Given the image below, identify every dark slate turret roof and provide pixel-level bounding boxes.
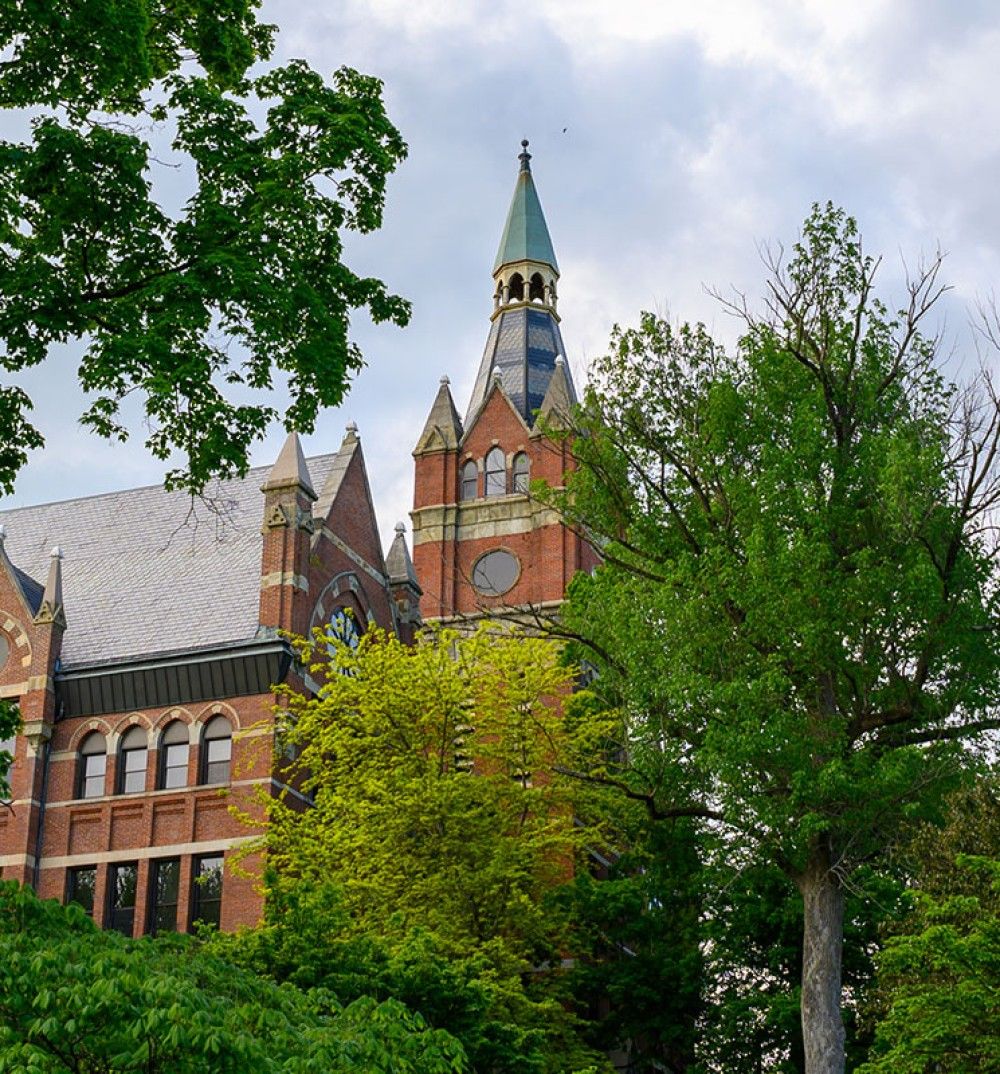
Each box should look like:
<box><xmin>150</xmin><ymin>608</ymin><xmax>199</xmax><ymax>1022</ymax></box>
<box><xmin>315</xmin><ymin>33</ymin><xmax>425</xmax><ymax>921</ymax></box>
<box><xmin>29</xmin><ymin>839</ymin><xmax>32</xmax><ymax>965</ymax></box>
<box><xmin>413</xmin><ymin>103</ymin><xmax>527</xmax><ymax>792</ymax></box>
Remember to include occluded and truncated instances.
<box><xmin>493</xmin><ymin>142</ymin><xmax>558</xmax><ymax>273</ymax></box>
<box><xmin>0</xmin><ymin>455</ymin><xmax>342</xmax><ymax>670</ymax></box>
<box><xmin>465</xmin><ymin>306</ymin><xmax>576</xmax><ymax>427</ymax></box>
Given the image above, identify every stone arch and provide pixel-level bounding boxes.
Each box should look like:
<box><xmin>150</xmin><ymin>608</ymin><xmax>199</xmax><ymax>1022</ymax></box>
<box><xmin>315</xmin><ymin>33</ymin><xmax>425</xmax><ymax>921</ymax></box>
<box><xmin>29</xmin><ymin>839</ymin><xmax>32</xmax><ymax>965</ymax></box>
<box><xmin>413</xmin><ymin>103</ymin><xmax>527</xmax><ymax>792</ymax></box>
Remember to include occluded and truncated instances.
<box><xmin>508</xmin><ymin>272</ymin><xmax>524</xmax><ymax>301</ymax></box>
<box><xmin>0</xmin><ymin>612</ymin><xmax>32</xmax><ymax>670</ymax></box>
<box><xmin>67</xmin><ymin>717</ymin><xmax>113</xmax><ymax>752</ymax></box>
<box><xmin>528</xmin><ymin>272</ymin><xmax>544</xmax><ymax>301</ymax></box>
<box><xmin>108</xmin><ymin>711</ymin><xmax>152</xmax><ymax>749</ymax></box>
<box><xmin>193</xmin><ymin>700</ymin><xmax>241</xmax><ymax>732</ymax></box>
<box><xmin>150</xmin><ymin>706</ymin><xmax>195</xmax><ymax>732</ymax></box>
<box><xmin>310</xmin><ymin>572</ymin><xmax>374</xmax><ymax>636</ymax></box>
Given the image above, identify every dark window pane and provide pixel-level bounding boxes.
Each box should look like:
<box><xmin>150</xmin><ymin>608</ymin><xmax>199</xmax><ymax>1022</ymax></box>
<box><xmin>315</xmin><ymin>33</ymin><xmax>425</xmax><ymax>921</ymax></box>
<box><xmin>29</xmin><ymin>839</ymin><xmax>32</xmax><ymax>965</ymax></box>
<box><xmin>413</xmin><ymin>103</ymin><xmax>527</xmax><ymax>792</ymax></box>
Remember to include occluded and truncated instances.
<box><xmin>484</xmin><ymin>448</ymin><xmax>506</xmax><ymax>497</ymax></box>
<box><xmin>67</xmin><ymin>866</ymin><xmax>96</xmax><ymax>915</ymax></box>
<box><xmin>204</xmin><ymin>737</ymin><xmax>231</xmax><ymax>785</ymax></box>
<box><xmin>108</xmin><ymin>863</ymin><xmax>138</xmax><ymax>936</ymax></box>
<box><xmin>81</xmin><ymin>753</ymin><xmax>106</xmax><ymax>799</ymax></box>
<box><xmin>120</xmin><ymin>747</ymin><xmax>147</xmax><ymax>794</ymax></box>
<box><xmin>150</xmin><ymin>859</ymin><xmax>180</xmax><ymax>934</ymax></box>
<box><xmin>512</xmin><ymin>453</ymin><xmax>530</xmax><ymax>493</ymax></box>
<box><xmin>192</xmin><ymin>855</ymin><xmax>223</xmax><ymax>929</ymax></box>
<box><xmin>161</xmin><ymin>742</ymin><xmax>189</xmax><ymax>789</ymax></box>
<box><xmin>460</xmin><ymin>461</ymin><xmax>477</xmax><ymax>500</ymax></box>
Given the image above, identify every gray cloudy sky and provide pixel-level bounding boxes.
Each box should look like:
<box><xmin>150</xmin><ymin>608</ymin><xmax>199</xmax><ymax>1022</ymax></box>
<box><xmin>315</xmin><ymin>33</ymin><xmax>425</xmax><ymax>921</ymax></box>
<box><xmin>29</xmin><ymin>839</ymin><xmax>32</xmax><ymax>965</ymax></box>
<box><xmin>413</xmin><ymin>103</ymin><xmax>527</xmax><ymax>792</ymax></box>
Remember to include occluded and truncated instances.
<box><xmin>7</xmin><ymin>0</ymin><xmax>1000</xmax><ymax>553</ymax></box>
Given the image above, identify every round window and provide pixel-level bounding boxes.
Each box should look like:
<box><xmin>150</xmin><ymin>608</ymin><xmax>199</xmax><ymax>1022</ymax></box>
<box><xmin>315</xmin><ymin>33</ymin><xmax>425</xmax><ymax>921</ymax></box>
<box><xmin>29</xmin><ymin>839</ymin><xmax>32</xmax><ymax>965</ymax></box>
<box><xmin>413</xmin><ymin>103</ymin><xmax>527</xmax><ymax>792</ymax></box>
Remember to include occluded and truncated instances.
<box><xmin>327</xmin><ymin>607</ymin><xmax>363</xmax><ymax>650</ymax></box>
<box><xmin>471</xmin><ymin>550</ymin><xmax>520</xmax><ymax>596</ymax></box>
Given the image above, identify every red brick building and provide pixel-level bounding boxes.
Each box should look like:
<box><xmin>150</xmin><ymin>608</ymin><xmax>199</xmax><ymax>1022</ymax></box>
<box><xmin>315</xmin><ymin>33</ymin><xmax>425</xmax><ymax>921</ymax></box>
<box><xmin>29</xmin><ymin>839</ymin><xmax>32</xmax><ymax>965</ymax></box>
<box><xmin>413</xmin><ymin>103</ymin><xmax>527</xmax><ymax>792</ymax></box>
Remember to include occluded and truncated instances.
<box><xmin>0</xmin><ymin>426</ymin><xmax>421</xmax><ymax>933</ymax></box>
<box><xmin>0</xmin><ymin>142</ymin><xmax>589</xmax><ymax>935</ymax></box>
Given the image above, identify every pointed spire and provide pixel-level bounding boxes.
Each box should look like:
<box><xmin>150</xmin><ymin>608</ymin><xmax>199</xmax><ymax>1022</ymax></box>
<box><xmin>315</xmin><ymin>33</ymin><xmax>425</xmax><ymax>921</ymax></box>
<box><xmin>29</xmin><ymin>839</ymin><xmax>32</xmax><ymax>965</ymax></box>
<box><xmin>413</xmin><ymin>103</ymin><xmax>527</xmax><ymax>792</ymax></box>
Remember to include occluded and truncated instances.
<box><xmin>33</xmin><ymin>546</ymin><xmax>66</xmax><ymax>628</ymax></box>
<box><xmin>533</xmin><ymin>354</ymin><xmax>578</xmax><ymax>429</ymax></box>
<box><xmin>386</xmin><ymin>521</ymin><xmax>421</xmax><ymax>591</ymax></box>
<box><xmin>414</xmin><ymin>375</ymin><xmax>464</xmax><ymax>454</ymax></box>
<box><xmin>494</xmin><ymin>140</ymin><xmax>558</xmax><ymax>273</ymax></box>
<box><xmin>262</xmin><ymin>432</ymin><xmax>316</xmax><ymax>500</ymax></box>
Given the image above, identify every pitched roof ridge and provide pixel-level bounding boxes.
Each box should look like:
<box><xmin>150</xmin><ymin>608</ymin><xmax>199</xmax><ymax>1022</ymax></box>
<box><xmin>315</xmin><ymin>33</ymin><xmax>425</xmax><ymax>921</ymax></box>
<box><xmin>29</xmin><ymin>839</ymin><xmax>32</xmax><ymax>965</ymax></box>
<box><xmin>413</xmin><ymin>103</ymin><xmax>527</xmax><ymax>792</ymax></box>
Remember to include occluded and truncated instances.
<box><xmin>0</xmin><ymin>452</ymin><xmax>340</xmax><ymax>515</ymax></box>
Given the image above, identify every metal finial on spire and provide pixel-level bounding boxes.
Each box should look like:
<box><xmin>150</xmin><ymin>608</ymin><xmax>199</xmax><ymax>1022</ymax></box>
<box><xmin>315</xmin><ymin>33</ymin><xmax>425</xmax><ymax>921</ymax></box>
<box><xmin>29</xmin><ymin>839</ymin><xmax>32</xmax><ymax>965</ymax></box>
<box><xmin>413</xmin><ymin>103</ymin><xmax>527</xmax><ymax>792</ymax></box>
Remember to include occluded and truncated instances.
<box><xmin>518</xmin><ymin>139</ymin><xmax>531</xmax><ymax>172</ymax></box>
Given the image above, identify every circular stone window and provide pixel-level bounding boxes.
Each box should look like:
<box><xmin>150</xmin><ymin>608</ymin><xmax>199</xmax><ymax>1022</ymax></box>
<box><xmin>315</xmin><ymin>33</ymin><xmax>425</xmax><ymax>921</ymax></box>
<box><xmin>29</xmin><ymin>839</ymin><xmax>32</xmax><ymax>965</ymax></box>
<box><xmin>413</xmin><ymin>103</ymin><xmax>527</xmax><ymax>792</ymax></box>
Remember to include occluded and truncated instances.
<box><xmin>472</xmin><ymin>549</ymin><xmax>520</xmax><ymax>596</ymax></box>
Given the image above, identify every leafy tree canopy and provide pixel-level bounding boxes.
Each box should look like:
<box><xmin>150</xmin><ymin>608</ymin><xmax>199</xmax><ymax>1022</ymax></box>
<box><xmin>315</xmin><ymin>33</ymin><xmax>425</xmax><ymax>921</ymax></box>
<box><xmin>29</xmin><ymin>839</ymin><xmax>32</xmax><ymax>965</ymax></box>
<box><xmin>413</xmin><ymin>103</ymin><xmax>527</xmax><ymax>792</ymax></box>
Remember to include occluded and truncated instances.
<box><xmin>0</xmin><ymin>1</ymin><xmax>409</xmax><ymax>495</ymax></box>
<box><xmin>0</xmin><ymin>880</ymin><xmax>465</xmax><ymax>1073</ymax></box>
<box><xmin>236</xmin><ymin>625</ymin><xmax>607</xmax><ymax>1074</ymax></box>
<box><xmin>549</xmin><ymin>204</ymin><xmax>1000</xmax><ymax>1073</ymax></box>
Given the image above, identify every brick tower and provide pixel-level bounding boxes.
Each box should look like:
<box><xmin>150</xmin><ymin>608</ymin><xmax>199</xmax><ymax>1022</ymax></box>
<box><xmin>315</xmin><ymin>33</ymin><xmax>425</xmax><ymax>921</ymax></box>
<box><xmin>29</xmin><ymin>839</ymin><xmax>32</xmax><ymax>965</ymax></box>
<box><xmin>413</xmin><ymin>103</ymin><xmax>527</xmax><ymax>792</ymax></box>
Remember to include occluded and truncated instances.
<box><xmin>411</xmin><ymin>142</ymin><xmax>596</xmax><ymax>623</ymax></box>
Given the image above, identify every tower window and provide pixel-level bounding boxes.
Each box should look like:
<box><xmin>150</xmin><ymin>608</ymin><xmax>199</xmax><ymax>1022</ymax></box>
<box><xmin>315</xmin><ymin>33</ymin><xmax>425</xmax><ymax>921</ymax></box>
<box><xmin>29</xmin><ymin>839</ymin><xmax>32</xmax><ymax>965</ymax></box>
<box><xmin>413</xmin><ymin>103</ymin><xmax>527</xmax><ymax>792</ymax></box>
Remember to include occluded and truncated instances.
<box><xmin>512</xmin><ymin>452</ymin><xmax>530</xmax><ymax>493</ymax></box>
<box><xmin>117</xmin><ymin>725</ymin><xmax>148</xmax><ymax>794</ymax></box>
<box><xmin>158</xmin><ymin>720</ymin><xmax>189</xmax><ymax>790</ymax></box>
<box><xmin>508</xmin><ymin>273</ymin><xmax>524</xmax><ymax>301</ymax></box>
<box><xmin>529</xmin><ymin>273</ymin><xmax>544</xmax><ymax>301</ymax></box>
<box><xmin>77</xmin><ymin>732</ymin><xmax>107</xmax><ymax>799</ymax></box>
<box><xmin>484</xmin><ymin>447</ymin><xmax>506</xmax><ymax>497</ymax></box>
<box><xmin>460</xmin><ymin>460</ymin><xmax>478</xmax><ymax>500</ymax></box>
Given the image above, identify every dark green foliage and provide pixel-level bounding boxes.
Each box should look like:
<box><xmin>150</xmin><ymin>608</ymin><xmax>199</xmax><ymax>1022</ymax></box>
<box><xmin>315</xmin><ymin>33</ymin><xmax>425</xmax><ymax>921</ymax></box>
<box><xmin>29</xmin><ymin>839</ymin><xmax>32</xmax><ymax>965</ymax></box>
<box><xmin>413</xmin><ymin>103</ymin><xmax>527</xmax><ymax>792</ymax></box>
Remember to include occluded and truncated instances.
<box><xmin>561</xmin><ymin>819</ymin><xmax>703</xmax><ymax>1074</ymax></box>
<box><xmin>0</xmin><ymin>2</ymin><xmax>409</xmax><ymax>494</ymax></box>
<box><xmin>0</xmin><ymin>880</ymin><xmax>465</xmax><ymax>1073</ymax></box>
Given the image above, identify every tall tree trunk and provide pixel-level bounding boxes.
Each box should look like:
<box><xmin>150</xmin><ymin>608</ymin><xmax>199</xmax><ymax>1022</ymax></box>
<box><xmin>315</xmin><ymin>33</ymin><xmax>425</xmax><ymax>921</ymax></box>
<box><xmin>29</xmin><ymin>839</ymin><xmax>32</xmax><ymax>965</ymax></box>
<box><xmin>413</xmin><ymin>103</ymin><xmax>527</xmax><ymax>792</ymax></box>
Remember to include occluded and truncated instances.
<box><xmin>797</xmin><ymin>844</ymin><xmax>845</xmax><ymax>1074</ymax></box>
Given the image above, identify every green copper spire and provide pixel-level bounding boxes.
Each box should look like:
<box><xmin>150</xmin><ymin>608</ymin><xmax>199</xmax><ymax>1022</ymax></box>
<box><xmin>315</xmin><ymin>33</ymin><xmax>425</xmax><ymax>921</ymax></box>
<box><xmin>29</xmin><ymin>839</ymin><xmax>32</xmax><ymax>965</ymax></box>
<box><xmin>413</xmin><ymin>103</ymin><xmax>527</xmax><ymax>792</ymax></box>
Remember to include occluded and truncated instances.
<box><xmin>492</xmin><ymin>140</ymin><xmax>558</xmax><ymax>273</ymax></box>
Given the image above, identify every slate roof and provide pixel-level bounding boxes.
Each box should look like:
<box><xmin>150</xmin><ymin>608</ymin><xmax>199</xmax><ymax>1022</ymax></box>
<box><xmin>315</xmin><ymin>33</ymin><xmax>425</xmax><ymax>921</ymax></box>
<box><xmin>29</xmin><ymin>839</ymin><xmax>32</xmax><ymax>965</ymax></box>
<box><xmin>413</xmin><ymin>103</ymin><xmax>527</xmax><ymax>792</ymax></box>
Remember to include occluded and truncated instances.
<box><xmin>0</xmin><ymin>455</ymin><xmax>341</xmax><ymax>671</ymax></box>
<box><xmin>465</xmin><ymin>305</ymin><xmax>576</xmax><ymax>427</ymax></box>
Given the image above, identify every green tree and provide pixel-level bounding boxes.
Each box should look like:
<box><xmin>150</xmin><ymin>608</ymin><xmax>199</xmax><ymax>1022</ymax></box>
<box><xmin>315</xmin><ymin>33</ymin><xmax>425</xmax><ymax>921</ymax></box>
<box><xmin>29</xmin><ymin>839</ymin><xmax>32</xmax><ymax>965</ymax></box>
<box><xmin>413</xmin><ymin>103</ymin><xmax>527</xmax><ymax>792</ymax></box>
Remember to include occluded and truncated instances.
<box><xmin>0</xmin><ymin>880</ymin><xmax>465</xmax><ymax>1073</ymax></box>
<box><xmin>243</xmin><ymin>624</ymin><xmax>607</xmax><ymax>1074</ymax></box>
<box><xmin>0</xmin><ymin>1</ymin><xmax>409</xmax><ymax>495</ymax></box>
<box><xmin>858</xmin><ymin>776</ymin><xmax>1000</xmax><ymax>1073</ymax></box>
<box><xmin>548</xmin><ymin>204</ymin><xmax>1000</xmax><ymax>1073</ymax></box>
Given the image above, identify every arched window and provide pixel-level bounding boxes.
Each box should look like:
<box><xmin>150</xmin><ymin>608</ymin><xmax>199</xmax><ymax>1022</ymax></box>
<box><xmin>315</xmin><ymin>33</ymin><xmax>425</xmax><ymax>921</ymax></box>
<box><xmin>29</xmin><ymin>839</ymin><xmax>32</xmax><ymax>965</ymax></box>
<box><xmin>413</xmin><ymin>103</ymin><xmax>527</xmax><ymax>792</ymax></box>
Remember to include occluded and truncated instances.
<box><xmin>118</xmin><ymin>726</ymin><xmax>148</xmax><ymax>794</ymax></box>
<box><xmin>529</xmin><ymin>273</ymin><xmax>544</xmax><ymax>301</ymax></box>
<box><xmin>508</xmin><ymin>273</ymin><xmax>524</xmax><ymax>301</ymax></box>
<box><xmin>512</xmin><ymin>452</ymin><xmax>530</xmax><ymax>493</ymax></box>
<box><xmin>158</xmin><ymin>721</ymin><xmax>189</xmax><ymax>790</ymax></box>
<box><xmin>77</xmin><ymin>732</ymin><xmax>106</xmax><ymax>799</ymax></box>
<box><xmin>484</xmin><ymin>447</ymin><xmax>506</xmax><ymax>497</ymax></box>
<box><xmin>460</xmin><ymin>460</ymin><xmax>478</xmax><ymax>500</ymax></box>
<box><xmin>201</xmin><ymin>716</ymin><xmax>232</xmax><ymax>785</ymax></box>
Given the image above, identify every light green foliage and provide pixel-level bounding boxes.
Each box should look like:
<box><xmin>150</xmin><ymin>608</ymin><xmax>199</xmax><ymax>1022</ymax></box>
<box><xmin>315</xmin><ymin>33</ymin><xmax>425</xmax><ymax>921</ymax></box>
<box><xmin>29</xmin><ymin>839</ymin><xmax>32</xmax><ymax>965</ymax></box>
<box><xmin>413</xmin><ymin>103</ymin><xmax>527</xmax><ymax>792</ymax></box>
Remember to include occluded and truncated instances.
<box><xmin>250</xmin><ymin>625</ymin><xmax>607</xmax><ymax>1073</ymax></box>
<box><xmin>549</xmin><ymin>204</ymin><xmax>1000</xmax><ymax>1069</ymax></box>
<box><xmin>0</xmin><ymin>880</ymin><xmax>466</xmax><ymax>1073</ymax></box>
<box><xmin>858</xmin><ymin>778</ymin><xmax>1000</xmax><ymax>1073</ymax></box>
<box><xmin>0</xmin><ymin>1</ymin><xmax>409</xmax><ymax>494</ymax></box>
